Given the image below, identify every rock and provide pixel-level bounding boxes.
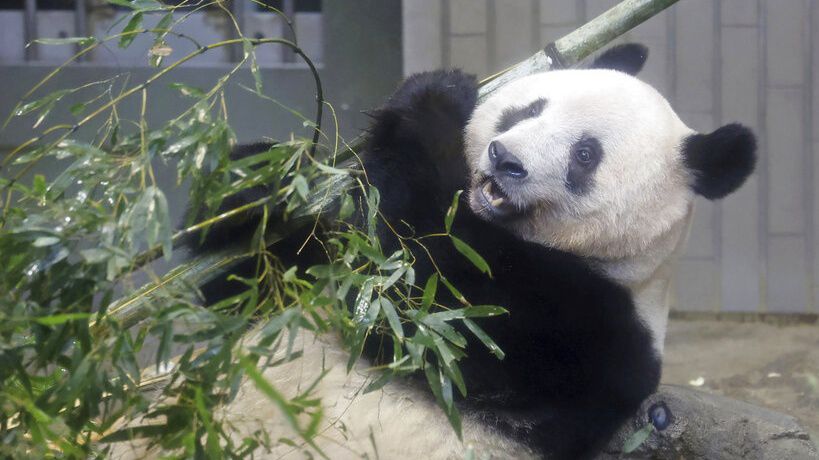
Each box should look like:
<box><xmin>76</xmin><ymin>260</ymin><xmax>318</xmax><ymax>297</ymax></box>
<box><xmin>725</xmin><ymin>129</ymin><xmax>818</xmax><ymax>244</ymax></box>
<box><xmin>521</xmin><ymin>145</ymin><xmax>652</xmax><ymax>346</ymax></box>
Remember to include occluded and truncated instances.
<box><xmin>602</xmin><ymin>384</ymin><xmax>818</xmax><ymax>459</ymax></box>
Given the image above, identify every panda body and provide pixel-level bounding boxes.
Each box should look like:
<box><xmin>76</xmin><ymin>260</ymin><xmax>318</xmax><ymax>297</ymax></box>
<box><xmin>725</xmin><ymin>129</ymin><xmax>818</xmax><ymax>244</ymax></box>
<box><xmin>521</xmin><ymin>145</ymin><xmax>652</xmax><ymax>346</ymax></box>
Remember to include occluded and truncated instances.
<box><xmin>202</xmin><ymin>69</ymin><xmax>663</xmax><ymax>460</ymax></box>
<box><xmin>121</xmin><ymin>46</ymin><xmax>756</xmax><ymax>459</ymax></box>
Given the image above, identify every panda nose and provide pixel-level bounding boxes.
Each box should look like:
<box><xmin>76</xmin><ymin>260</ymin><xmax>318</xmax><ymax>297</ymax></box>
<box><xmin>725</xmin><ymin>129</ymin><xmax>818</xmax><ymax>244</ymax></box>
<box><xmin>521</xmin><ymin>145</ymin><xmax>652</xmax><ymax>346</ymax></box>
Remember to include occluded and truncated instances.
<box><xmin>488</xmin><ymin>141</ymin><xmax>528</xmax><ymax>179</ymax></box>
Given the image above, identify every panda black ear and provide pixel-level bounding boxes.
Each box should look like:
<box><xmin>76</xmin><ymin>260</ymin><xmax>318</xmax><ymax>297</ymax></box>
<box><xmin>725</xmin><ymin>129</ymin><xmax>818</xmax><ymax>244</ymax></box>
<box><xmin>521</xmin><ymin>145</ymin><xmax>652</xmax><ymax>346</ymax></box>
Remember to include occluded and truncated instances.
<box><xmin>589</xmin><ymin>43</ymin><xmax>648</xmax><ymax>76</ymax></box>
<box><xmin>683</xmin><ymin>123</ymin><xmax>757</xmax><ymax>200</ymax></box>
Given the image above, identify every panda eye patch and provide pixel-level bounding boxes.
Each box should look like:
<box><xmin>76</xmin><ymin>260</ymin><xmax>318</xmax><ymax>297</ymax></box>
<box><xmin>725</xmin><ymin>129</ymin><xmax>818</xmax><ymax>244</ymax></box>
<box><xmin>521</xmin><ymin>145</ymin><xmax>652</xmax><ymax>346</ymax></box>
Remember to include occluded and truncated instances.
<box><xmin>566</xmin><ymin>136</ymin><xmax>604</xmax><ymax>195</ymax></box>
<box><xmin>496</xmin><ymin>98</ymin><xmax>547</xmax><ymax>133</ymax></box>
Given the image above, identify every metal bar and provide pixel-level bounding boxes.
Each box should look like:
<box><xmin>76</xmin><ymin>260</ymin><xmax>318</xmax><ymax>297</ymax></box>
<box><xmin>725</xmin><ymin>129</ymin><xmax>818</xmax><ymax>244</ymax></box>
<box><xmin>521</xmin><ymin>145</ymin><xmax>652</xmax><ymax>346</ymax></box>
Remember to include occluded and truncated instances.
<box><xmin>758</xmin><ymin>0</ymin><xmax>769</xmax><ymax>311</ymax></box>
<box><xmin>441</xmin><ymin>0</ymin><xmax>451</xmax><ymax>67</ymax></box>
<box><xmin>75</xmin><ymin>0</ymin><xmax>88</xmax><ymax>61</ymax></box>
<box><xmin>282</xmin><ymin>0</ymin><xmax>296</xmax><ymax>63</ymax></box>
<box><xmin>713</xmin><ymin>0</ymin><xmax>723</xmax><ymax>311</ymax></box>
<box><xmin>803</xmin><ymin>0</ymin><xmax>815</xmax><ymax>311</ymax></box>
<box><xmin>23</xmin><ymin>0</ymin><xmax>38</xmax><ymax>61</ymax></box>
<box><xmin>486</xmin><ymin>0</ymin><xmax>497</xmax><ymax>73</ymax></box>
<box><xmin>229</xmin><ymin>0</ymin><xmax>246</xmax><ymax>62</ymax></box>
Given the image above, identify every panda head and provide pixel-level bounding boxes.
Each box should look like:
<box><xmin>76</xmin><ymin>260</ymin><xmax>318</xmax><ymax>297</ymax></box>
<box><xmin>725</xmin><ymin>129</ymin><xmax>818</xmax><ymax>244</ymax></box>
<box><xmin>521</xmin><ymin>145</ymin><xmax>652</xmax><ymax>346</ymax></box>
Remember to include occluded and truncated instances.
<box><xmin>465</xmin><ymin>54</ymin><xmax>756</xmax><ymax>267</ymax></box>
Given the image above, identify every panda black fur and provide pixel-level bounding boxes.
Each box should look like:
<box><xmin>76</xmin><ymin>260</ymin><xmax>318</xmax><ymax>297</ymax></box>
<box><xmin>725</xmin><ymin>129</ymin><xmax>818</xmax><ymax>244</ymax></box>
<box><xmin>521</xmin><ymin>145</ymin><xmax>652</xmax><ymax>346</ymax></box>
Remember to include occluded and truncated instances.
<box><xmin>181</xmin><ymin>44</ymin><xmax>756</xmax><ymax>460</ymax></box>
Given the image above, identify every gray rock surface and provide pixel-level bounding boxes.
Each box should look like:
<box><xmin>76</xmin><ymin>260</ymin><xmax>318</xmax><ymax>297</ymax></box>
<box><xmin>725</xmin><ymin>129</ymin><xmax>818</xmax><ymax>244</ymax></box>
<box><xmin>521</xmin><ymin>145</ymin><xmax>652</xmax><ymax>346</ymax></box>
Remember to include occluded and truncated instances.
<box><xmin>602</xmin><ymin>385</ymin><xmax>818</xmax><ymax>459</ymax></box>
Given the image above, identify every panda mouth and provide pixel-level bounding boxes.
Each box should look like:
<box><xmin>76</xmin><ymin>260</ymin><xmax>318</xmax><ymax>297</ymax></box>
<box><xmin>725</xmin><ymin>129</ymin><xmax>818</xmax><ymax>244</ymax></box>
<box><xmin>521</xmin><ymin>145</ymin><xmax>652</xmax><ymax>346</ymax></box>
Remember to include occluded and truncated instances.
<box><xmin>478</xmin><ymin>177</ymin><xmax>519</xmax><ymax>217</ymax></box>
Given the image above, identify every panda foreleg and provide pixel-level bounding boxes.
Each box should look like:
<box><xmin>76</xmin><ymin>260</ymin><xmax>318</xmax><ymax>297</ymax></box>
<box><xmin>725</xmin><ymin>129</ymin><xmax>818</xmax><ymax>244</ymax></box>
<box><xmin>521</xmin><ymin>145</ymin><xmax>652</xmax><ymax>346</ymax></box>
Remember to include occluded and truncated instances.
<box><xmin>364</xmin><ymin>70</ymin><xmax>479</xmax><ymax>230</ymax></box>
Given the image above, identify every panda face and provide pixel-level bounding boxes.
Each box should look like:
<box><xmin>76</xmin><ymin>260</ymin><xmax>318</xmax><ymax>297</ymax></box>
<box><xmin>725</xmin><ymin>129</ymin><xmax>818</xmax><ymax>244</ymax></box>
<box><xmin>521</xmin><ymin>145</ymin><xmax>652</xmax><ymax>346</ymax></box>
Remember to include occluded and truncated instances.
<box><xmin>466</xmin><ymin>69</ymin><xmax>701</xmax><ymax>262</ymax></box>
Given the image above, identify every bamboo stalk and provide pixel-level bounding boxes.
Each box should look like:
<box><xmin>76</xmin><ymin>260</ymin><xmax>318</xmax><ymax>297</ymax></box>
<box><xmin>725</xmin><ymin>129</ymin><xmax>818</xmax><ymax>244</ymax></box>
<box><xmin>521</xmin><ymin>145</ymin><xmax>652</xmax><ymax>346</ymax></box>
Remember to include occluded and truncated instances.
<box><xmin>105</xmin><ymin>0</ymin><xmax>680</xmax><ymax>326</ymax></box>
<box><xmin>478</xmin><ymin>0</ymin><xmax>679</xmax><ymax>101</ymax></box>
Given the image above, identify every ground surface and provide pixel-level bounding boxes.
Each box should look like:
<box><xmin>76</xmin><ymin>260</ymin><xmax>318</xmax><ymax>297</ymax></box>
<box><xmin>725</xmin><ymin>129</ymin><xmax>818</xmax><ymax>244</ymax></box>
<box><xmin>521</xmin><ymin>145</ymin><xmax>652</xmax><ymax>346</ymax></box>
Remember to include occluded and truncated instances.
<box><xmin>662</xmin><ymin>318</ymin><xmax>819</xmax><ymax>437</ymax></box>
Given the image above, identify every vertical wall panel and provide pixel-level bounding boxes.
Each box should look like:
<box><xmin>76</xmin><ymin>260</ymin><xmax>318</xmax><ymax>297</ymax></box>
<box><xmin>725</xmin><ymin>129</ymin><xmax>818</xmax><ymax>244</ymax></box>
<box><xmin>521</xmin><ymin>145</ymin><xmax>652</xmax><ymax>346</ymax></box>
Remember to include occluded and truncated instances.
<box><xmin>721</xmin><ymin>0</ymin><xmax>758</xmax><ymax>26</ymax></box>
<box><xmin>449</xmin><ymin>35</ymin><xmax>489</xmax><ymax>76</ymax></box>
<box><xmin>674</xmin><ymin>0</ymin><xmax>716</xmax><ymax>113</ymax></box>
<box><xmin>763</xmin><ymin>0</ymin><xmax>810</xmax><ymax>312</ymax></box>
<box><xmin>814</xmin><ymin>137</ymin><xmax>819</xmax><ymax>311</ymax></box>
<box><xmin>765</xmin><ymin>1</ymin><xmax>805</xmax><ymax>87</ymax></box>
<box><xmin>539</xmin><ymin>25</ymin><xmax>575</xmax><ymax>44</ymax></box>
<box><xmin>721</xmin><ymin>24</ymin><xmax>762</xmax><ymax>311</ymax></box>
<box><xmin>495</xmin><ymin>0</ymin><xmax>534</xmax><ymax>68</ymax></box>
<box><xmin>813</xmin><ymin>2</ymin><xmax>819</xmax><ymax>312</ymax></box>
<box><xmin>449</xmin><ymin>0</ymin><xmax>487</xmax><ymax>34</ymax></box>
<box><xmin>447</xmin><ymin>0</ymin><xmax>489</xmax><ymax>76</ymax></box>
<box><xmin>766</xmin><ymin>88</ymin><xmax>805</xmax><ymax>234</ymax></box>
<box><xmin>722</xmin><ymin>177</ymin><xmax>762</xmax><ymax>311</ymax></box>
<box><xmin>768</xmin><ymin>236</ymin><xmax>810</xmax><ymax>311</ymax></box>
<box><xmin>721</xmin><ymin>27</ymin><xmax>761</xmax><ymax>130</ymax></box>
<box><xmin>673</xmin><ymin>1</ymin><xmax>720</xmax><ymax>312</ymax></box>
<box><xmin>402</xmin><ymin>0</ymin><xmax>443</xmax><ymax>73</ymax></box>
<box><xmin>539</xmin><ymin>0</ymin><xmax>579</xmax><ymax>51</ymax></box>
<box><xmin>584</xmin><ymin>0</ymin><xmax>618</xmax><ymax>20</ymax></box>
<box><xmin>685</xmin><ymin>199</ymin><xmax>716</xmax><ymax>259</ymax></box>
<box><xmin>674</xmin><ymin>259</ymin><xmax>721</xmax><ymax>312</ymax></box>
<box><xmin>539</xmin><ymin>0</ymin><xmax>577</xmax><ymax>24</ymax></box>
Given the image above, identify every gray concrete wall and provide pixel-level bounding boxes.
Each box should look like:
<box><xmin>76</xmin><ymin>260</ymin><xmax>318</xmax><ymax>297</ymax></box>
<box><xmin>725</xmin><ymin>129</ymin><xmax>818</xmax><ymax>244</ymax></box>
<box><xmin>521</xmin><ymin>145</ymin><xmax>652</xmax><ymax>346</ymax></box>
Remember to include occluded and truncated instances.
<box><xmin>403</xmin><ymin>0</ymin><xmax>818</xmax><ymax>314</ymax></box>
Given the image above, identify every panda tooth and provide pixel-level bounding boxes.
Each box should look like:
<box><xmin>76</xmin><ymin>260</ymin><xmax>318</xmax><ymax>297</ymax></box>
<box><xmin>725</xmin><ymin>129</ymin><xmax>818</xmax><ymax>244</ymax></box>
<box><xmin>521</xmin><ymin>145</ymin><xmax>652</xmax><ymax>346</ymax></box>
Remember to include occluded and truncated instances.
<box><xmin>483</xmin><ymin>181</ymin><xmax>492</xmax><ymax>195</ymax></box>
<box><xmin>491</xmin><ymin>197</ymin><xmax>505</xmax><ymax>207</ymax></box>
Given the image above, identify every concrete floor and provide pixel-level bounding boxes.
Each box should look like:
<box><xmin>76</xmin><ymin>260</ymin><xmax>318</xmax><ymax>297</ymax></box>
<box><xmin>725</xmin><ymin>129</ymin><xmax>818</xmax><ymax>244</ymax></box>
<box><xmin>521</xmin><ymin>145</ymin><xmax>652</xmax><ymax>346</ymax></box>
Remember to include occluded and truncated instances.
<box><xmin>662</xmin><ymin>318</ymin><xmax>819</xmax><ymax>437</ymax></box>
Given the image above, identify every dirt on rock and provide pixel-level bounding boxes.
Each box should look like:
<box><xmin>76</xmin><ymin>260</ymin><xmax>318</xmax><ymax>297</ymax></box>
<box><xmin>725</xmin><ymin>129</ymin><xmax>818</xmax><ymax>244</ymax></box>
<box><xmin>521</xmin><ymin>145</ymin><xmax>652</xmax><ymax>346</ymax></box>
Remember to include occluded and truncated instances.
<box><xmin>662</xmin><ymin>318</ymin><xmax>819</xmax><ymax>438</ymax></box>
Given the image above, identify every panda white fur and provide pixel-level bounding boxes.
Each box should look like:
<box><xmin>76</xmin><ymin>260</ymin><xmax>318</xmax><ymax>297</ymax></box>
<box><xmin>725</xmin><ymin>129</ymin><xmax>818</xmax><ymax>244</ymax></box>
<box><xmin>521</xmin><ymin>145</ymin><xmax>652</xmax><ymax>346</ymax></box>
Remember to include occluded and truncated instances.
<box><xmin>118</xmin><ymin>45</ymin><xmax>756</xmax><ymax>459</ymax></box>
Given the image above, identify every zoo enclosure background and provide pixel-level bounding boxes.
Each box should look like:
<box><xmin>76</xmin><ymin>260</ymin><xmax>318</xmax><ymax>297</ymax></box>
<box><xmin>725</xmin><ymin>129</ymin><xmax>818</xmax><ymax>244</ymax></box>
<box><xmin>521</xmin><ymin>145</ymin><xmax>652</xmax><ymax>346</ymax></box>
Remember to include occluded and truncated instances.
<box><xmin>0</xmin><ymin>0</ymin><xmax>817</xmax><ymax>314</ymax></box>
<box><xmin>403</xmin><ymin>0</ymin><xmax>819</xmax><ymax>315</ymax></box>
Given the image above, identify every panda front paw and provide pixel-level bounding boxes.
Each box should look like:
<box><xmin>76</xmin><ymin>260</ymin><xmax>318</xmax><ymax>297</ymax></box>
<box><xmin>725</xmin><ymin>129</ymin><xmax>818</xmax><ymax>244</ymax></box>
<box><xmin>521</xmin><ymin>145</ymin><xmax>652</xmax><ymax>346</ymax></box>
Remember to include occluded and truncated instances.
<box><xmin>367</xmin><ymin>69</ymin><xmax>477</xmax><ymax>181</ymax></box>
<box><xmin>385</xmin><ymin>69</ymin><xmax>478</xmax><ymax>124</ymax></box>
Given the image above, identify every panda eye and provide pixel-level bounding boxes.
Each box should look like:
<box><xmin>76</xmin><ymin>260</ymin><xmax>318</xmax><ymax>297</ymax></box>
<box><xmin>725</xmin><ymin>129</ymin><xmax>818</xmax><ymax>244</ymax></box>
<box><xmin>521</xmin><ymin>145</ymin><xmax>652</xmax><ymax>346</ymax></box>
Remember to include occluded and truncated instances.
<box><xmin>574</xmin><ymin>147</ymin><xmax>594</xmax><ymax>165</ymax></box>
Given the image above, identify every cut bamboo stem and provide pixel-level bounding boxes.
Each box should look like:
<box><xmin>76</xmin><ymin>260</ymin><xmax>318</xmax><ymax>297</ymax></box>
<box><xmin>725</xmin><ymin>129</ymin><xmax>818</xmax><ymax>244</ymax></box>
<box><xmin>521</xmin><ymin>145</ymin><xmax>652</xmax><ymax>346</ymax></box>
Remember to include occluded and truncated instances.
<box><xmin>478</xmin><ymin>0</ymin><xmax>679</xmax><ymax>101</ymax></box>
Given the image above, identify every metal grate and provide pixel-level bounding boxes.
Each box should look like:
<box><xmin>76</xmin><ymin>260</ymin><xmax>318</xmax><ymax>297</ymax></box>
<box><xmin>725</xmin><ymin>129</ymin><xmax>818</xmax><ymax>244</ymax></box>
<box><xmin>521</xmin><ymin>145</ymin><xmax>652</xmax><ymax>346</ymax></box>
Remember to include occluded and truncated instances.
<box><xmin>2</xmin><ymin>0</ymin><xmax>323</xmax><ymax>66</ymax></box>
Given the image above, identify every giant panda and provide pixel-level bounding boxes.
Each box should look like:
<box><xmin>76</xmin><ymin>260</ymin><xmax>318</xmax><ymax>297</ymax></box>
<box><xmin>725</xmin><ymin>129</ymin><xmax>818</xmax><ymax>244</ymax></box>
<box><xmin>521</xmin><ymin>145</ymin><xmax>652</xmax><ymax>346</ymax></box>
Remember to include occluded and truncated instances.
<box><xmin>119</xmin><ymin>45</ymin><xmax>757</xmax><ymax>459</ymax></box>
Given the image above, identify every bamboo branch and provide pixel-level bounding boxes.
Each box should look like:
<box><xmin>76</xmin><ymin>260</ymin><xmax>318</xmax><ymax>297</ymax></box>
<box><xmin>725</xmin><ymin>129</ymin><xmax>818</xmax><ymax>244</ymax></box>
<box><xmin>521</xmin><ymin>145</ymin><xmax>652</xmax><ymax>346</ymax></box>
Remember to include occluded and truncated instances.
<box><xmin>478</xmin><ymin>0</ymin><xmax>679</xmax><ymax>101</ymax></box>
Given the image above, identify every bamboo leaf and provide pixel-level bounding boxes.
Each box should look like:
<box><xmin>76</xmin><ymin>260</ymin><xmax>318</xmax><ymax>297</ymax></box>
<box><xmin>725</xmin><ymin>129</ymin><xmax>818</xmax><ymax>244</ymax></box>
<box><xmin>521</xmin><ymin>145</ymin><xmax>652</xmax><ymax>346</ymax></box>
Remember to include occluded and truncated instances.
<box><xmin>623</xmin><ymin>423</ymin><xmax>655</xmax><ymax>453</ymax></box>
<box><xmin>34</xmin><ymin>313</ymin><xmax>92</xmax><ymax>326</ymax></box>
<box><xmin>32</xmin><ymin>236</ymin><xmax>60</xmax><ymax>247</ymax></box>
<box><xmin>379</xmin><ymin>297</ymin><xmax>404</xmax><ymax>339</ymax></box>
<box><xmin>444</xmin><ymin>190</ymin><xmax>462</xmax><ymax>234</ymax></box>
<box><xmin>450</xmin><ymin>235</ymin><xmax>492</xmax><ymax>277</ymax></box>
<box><xmin>107</xmin><ymin>0</ymin><xmax>163</xmax><ymax>10</ymax></box>
<box><xmin>463</xmin><ymin>319</ymin><xmax>505</xmax><ymax>360</ymax></box>
<box><xmin>421</xmin><ymin>273</ymin><xmax>438</xmax><ymax>311</ymax></box>
<box><xmin>440</xmin><ymin>276</ymin><xmax>468</xmax><ymax>306</ymax></box>
<box><xmin>427</xmin><ymin>305</ymin><xmax>507</xmax><ymax>321</ymax></box>
<box><xmin>168</xmin><ymin>82</ymin><xmax>206</xmax><ymax>99</ymax></box>
<box><xmin>14</xmin><ymin>90</ymin><xmax>71</xmax><ymax>117</ymax></box>
<box><xmin>119</xmin><ymin>13</ymin><xmax>144</xmax><ymax>49</ymax></box>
